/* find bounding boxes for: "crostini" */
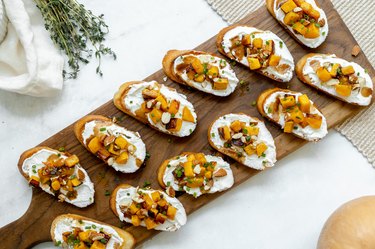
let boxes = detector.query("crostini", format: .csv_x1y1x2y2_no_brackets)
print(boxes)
157,152,234,197
162,49,239,96
51,214,135,249
296,53,373,106
216,25,294,82
257,88,328,141
110,184,187,231
266,0,328,48
113,80,197,137
208,113,277,170
18,146,94,208
74,115,146,173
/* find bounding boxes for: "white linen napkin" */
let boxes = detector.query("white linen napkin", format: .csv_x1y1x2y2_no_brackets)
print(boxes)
0,0,64,97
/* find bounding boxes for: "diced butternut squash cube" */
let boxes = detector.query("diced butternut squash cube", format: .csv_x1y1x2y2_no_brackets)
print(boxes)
131,215,141,226
194,74,206,83
298,94,311,113
219,126,231,140
157,198,167,207
300,2,312,13
64,155,79,167
309,9,320,20
213,78,229,90
256,143,268,156
204,171,212,179
183,161,194,177
151,191,161,202
195,153,207,164
293,22,307,36
135,102,152,118
284,12,301,25
341,65,355,75
168,100,180,115
316,67,332,82
186,177,204,188
155,95,168,111
115,152,128,164
207,66,219,78
78,231,91,242
243,126,259,136
144,194,154,209
88,137,101,154
129,202,140,214
191,58,204,74
244,145,256,156
71,178,81,187
252,38,263,48
155,213,168,224
149,108,163,124
145,217,158,230
51,180,60,191
304,23,320,39
247,58,261,70
281,0,297,13
280,95,296,108
182,106,195,122
284,121,294,133
115,136,128,149
108,143,120,155
90,241,105,249
289,107,305,123
330,63,340,77
230,120,245,132
305,114,323,129
269,55,281,66
167,206,177,220
187,154,196,162
166,118,182,131
242,34,251,45
293,0,305,6
74,241,88,249
335,84,352,97
149,208,159,218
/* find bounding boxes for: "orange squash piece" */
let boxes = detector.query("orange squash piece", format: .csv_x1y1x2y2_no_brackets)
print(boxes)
182,106,195,122
298,94,311,113
304,23,320,39
316,67,332,82
269,55,281,66
281,0,297,13
149,108,163,124
341,65,355,75
306,114,323,129
284,12,301,25
247,58,261,70
213,78,229,90
284,121,294,133
335,84,352,97
280,95,296,108
293,22,307,36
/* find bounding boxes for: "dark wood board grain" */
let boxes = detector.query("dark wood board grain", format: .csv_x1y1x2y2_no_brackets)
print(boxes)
1,1,373,248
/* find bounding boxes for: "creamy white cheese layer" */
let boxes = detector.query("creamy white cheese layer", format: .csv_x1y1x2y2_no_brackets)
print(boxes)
162,154,234,197
115,186,187,232
21,149,94,208
274,0,328,48
82,120,146,173
209,113,277,170
263,91,328,141
173,54,239,96
303,54,373,106
123,81,197,137
221,26,294,82
53,217,123,248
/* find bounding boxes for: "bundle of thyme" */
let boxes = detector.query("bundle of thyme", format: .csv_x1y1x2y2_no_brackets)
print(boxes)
34,0,116,79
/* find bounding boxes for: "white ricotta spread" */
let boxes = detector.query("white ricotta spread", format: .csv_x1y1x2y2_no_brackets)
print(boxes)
221,26,294,82
274,0,328,48
82,120,146,173
263,91,328,141
53,217,123,248
21,149,94,208
162,154,234,197
115,186,187,232
303,54,373,106
209,113,277,170
173,54,239,96
123,81,197,137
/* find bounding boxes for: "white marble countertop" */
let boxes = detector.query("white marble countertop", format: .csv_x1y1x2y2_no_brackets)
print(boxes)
0,0,374,248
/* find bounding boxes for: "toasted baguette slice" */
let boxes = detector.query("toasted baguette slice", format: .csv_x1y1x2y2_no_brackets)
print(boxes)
18,146,94,208
257,88,328,141
162,49,239,96
110,184,187,232
208,113,277,170
113,80,197,137
51,214,135,249
216,25,294,82
74,115,146,173
266,0,328,48
157,152,234,197
296,53,373,106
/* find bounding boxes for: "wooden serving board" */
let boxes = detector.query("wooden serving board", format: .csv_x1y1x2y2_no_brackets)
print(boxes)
2,1,374,248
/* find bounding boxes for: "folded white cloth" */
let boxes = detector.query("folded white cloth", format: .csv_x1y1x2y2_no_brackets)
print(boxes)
0,0,64,97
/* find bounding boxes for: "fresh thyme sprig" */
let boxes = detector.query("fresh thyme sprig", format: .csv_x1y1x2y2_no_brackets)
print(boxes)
34,0,116,79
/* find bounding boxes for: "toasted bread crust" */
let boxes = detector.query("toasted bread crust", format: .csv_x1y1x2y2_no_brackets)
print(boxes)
265,0,276,17
74,114,112,147
51,214,135,249
295,53,373,106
